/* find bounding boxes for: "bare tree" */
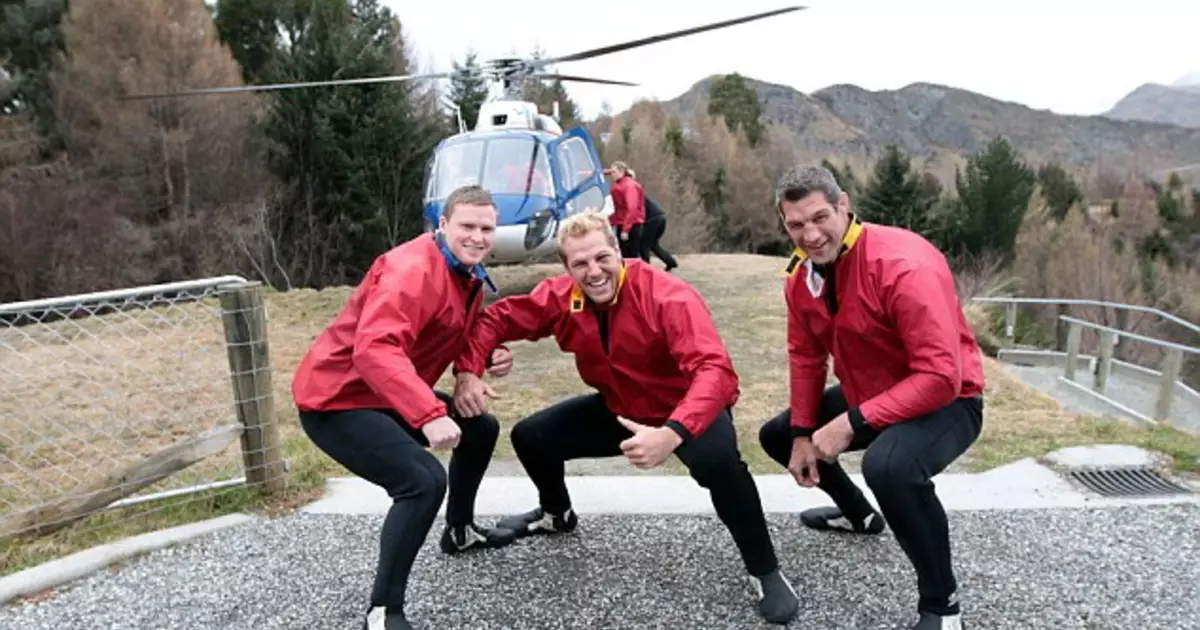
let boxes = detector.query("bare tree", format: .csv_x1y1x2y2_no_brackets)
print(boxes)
50,0,274,283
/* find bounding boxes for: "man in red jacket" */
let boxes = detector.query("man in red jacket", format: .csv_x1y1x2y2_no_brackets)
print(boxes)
756,165,986,630
452,211,800,625
292,185,518,630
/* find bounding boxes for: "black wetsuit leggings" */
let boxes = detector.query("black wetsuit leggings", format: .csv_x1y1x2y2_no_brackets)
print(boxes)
509,392,780,577
758,385,983,616
299,391,499,610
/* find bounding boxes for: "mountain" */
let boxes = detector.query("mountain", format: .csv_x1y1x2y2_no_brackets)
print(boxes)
650,75,1200,182
1171,71,1200,87
1104,73,1200,129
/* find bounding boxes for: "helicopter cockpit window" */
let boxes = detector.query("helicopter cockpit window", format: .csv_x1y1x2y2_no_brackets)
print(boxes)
433,141,485,199
432,137,553,199
557,137,597,191
481,138,553,196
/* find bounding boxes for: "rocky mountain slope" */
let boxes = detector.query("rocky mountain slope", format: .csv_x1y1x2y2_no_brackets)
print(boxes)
1104,80,1200,129
654,75,1200,180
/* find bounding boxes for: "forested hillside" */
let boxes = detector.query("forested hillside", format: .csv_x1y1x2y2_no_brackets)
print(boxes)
2,1,1198,385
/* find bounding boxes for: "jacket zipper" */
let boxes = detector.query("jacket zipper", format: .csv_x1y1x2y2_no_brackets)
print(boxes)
596,310,610,354
465,282,481,316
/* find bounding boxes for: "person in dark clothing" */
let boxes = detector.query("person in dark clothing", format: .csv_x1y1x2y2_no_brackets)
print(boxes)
452,211,800,626
757,165,986,630
639,195,679,271
292,186,518,630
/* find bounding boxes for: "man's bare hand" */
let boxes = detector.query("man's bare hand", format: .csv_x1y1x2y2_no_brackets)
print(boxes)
453,371,500,418
788,437,822,487
812,413,854,463
616,416,681,469
487,346,513,378
421,416,461,451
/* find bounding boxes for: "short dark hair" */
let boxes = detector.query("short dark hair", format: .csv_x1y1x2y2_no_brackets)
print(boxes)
774,165,842,209
444,185,496,219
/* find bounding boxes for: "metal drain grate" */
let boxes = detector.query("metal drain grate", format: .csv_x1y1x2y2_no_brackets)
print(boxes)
1066,466,1194,497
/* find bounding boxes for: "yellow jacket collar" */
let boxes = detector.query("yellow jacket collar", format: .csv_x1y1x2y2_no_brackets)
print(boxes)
784,215,864,277
571,264,628,312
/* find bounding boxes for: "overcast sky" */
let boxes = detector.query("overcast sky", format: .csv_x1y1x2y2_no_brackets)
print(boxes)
382,0,1199,121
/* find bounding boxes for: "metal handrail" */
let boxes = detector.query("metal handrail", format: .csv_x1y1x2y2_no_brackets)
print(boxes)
972,296,1200,337
1058,315,1200,355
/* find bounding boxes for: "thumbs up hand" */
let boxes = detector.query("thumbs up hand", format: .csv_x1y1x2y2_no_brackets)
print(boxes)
617,416,682,470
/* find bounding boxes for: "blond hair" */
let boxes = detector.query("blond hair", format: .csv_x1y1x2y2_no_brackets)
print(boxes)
609,160,636,179
556,211,618,260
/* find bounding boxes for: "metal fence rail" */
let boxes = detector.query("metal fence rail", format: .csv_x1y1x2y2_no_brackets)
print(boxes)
1057,315,1200,425
971,296,1200,340
973,296,1200,430
0,276,285,541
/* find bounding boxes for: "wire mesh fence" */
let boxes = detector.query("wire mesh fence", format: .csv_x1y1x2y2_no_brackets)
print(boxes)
0,276,285,549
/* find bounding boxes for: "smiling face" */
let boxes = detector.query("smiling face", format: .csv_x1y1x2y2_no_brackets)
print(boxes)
778,190,852,264
560,224,623,304
439,202,497,266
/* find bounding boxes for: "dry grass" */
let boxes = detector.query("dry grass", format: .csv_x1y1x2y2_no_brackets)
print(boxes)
4,252,1199,576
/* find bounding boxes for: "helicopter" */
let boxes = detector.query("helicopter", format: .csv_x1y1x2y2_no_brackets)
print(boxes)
118,6,805,264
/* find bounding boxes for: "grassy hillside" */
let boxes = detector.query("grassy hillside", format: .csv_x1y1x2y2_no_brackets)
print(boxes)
3,253,1199,576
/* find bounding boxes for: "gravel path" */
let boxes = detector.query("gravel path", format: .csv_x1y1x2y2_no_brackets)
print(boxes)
3,504,1198,629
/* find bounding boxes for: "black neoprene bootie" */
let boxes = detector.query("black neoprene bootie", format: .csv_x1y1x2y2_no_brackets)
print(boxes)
911,611,963,629
799,505,885,534
363,606,414,630
752,568,800,624
439,522,516,554
495,506,578,538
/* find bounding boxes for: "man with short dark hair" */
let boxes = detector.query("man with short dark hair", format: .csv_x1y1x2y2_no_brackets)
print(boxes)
293,185,518,630
757,165,986,630
453,211,801,625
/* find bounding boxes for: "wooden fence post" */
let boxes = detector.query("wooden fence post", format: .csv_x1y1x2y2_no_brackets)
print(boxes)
1154,348,1184,422
219,282,286,496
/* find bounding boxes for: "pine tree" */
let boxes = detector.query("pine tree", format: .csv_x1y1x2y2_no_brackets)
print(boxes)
707,73,764,147
258,0,446,286
0,0,69,147
1036,162,1083,220
947,136,1036,262
447,50,488,130
212,0,279,84
855,145,940,239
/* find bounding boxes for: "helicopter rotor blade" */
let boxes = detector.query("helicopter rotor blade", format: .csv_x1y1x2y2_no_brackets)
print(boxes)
116,72,453,100
532,73,638,86
534,6,804,67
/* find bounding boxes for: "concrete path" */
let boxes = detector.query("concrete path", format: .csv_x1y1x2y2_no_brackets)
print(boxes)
3,456,1198,629
1002,362,1200,433
301,458,1200,517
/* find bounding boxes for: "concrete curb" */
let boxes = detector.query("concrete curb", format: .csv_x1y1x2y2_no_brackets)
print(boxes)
0,513,256,606
300,458,1200,516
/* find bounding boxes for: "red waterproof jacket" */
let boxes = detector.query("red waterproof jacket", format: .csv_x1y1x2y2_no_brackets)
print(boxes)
785,219,986,436
455,259,738,440
292,233,492,429
609,175,646,235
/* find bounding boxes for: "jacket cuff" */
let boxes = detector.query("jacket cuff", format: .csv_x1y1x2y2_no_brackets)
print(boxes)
847,407,874,440
665,420,694,447
790,425,815,438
